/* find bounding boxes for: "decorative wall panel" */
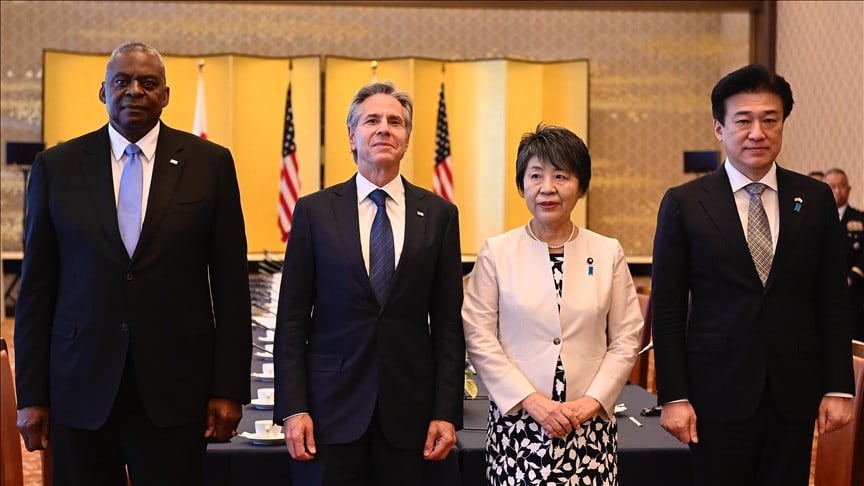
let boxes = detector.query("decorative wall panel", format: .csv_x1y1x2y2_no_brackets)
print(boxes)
4,1,836,259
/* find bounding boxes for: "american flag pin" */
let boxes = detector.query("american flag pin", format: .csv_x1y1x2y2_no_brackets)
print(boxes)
169,159,179,165
417,210,425,217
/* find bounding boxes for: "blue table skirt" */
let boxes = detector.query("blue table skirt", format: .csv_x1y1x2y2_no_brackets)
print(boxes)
205,327,690,486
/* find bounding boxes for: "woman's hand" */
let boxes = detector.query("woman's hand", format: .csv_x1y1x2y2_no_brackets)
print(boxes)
561,395,602,428
520,392,573,438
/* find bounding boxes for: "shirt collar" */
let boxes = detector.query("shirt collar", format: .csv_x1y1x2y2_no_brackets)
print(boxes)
356,172,405,205
108,122,160,162
724,159,778,193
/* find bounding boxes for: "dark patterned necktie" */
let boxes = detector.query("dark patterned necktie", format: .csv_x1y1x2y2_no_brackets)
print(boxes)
745,182,773,285
118,144,143,257
368,189,394,304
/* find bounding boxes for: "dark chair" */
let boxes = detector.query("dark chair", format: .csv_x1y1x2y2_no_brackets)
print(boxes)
628,293,653,389
814,339,864,486
1,337,23,486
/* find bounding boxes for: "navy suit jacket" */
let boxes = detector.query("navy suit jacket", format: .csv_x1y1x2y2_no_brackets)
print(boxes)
273,175,464,448
652,165,854,422
14,123,252,429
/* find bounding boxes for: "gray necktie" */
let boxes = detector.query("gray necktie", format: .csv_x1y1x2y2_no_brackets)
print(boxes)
745,183,773,285
368,189,394,304
118,144,143,257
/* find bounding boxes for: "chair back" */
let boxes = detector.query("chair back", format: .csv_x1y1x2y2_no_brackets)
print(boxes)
628,292,652,389
814,339,864,486
1,337,24,486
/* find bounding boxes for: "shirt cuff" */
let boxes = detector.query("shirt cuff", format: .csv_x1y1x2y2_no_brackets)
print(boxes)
283,412,310,423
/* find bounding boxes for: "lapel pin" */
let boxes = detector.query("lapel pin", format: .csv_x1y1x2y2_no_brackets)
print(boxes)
587,257,594,276
169,159,179,165
416,210,425,217
793,197,803,213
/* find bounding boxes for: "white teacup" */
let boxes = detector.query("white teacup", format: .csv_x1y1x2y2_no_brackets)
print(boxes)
264,329,275,341
254,419,282,437
264,344,274,353
261,363,274,377
257,387,274,403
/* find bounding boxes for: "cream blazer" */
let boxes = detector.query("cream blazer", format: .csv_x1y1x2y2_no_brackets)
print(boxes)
463,225,643,418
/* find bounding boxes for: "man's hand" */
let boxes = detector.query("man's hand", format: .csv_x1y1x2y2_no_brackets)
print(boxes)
423,419,456,461
284,413,316,460
204,398,242,442
17,405,50,451
660,401,699,444
818,396,853,434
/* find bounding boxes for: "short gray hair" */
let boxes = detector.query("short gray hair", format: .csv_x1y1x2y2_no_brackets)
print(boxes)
107,41,167,83
345,81,413,136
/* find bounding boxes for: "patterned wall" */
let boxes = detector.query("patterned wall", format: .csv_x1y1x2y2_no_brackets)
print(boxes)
1,1,850,259
775,1,863,208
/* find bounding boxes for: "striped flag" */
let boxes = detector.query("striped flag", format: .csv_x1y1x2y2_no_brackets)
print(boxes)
433,82,453,202
192,64,207,139
278,83,300,243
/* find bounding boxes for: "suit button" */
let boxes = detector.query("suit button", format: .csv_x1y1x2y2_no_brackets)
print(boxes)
553,338,561,345
121,322,128,332
126,273,133,281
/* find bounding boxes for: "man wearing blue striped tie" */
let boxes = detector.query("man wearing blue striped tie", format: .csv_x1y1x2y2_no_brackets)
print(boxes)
273,81,465,486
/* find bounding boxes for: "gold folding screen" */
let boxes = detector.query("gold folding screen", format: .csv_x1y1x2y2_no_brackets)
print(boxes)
43,52,587,255
43,51,321,254
324,57,588,254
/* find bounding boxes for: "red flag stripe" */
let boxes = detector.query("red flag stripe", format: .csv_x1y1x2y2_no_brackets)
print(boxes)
433,82,453,202
278,84,300,243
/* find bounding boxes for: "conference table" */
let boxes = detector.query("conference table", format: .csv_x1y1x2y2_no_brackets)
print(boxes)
204,320,691,486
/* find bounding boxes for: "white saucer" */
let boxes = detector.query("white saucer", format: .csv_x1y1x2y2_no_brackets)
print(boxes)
239,431,283,445
250,399,274,410
254,351,273,360
257,336,274,343
252,317,277,330
251,372,275,382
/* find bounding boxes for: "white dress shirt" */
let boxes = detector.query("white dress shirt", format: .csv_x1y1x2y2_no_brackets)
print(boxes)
355,173,406,274
724,160,779,253
108,122,159,228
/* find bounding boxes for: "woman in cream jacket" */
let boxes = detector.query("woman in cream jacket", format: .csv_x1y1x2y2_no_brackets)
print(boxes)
463,125,643,485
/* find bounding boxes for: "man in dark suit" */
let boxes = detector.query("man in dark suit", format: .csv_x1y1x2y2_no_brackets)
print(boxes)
651,64,854,486
824,167,864,340
273,81,464,486
14,42,251,486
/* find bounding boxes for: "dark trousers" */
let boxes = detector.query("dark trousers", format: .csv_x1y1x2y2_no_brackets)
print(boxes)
290,404,425,486
51,355,207,486
689,384,814,486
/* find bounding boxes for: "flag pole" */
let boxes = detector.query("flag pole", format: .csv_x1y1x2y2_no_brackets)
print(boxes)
278,60,300,244
193,59,207,139
370,60,378,82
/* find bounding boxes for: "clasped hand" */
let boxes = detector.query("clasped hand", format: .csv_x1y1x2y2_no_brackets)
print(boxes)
521,393,601,439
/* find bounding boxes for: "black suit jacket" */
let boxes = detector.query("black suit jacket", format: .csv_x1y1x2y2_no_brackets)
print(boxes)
273,175,464,448
652,165,854,422
841,205,864,337
14,123,252,429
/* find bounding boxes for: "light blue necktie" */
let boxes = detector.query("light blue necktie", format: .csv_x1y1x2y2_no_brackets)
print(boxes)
118,144,143,257
368,189,394,304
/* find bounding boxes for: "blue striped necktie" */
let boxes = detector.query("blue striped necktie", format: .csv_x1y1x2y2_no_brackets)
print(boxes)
118,144,143,257
368,189,394,304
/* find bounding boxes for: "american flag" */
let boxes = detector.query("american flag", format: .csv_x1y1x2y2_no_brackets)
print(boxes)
278,83,300,243
433,82,454,202
193,65,207,139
